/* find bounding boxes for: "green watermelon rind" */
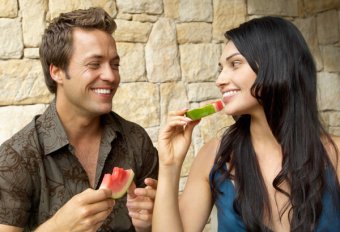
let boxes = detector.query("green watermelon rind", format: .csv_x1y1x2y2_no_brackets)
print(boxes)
99,168,135,199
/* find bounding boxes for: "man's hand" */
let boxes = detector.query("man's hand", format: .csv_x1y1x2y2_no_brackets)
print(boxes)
126,178,157,232
36,188,115,232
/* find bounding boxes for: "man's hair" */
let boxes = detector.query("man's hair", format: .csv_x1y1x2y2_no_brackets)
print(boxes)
39,7,117,93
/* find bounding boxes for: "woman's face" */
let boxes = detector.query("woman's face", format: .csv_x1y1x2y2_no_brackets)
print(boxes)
216,41,261,116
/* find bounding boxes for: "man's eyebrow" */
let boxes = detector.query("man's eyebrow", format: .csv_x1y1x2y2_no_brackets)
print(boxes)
85,54,120,61
226,52,241,61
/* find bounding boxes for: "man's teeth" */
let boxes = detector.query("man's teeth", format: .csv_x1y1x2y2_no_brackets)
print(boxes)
223,90,239,97
94,89,111,94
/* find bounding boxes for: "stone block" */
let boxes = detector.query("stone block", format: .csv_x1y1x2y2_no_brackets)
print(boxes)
0,60,52,105
160,82,188,125
0,0,18,18
304,0,340,14
163,0,179,19
116,42,147,82
145,18,181,83
24,48,40,59
116,12,132,20
145,126,159,144
132,14,159,23
114,19,152,42
248,0,299,16
0,19,23,59
20,0,47,47
187,83,221,102
317,10,339,45
0,104,48,145
176,22,212,44
329,112,340,127
317,72,340,110
329,127,340,136
112,82,159,127
178,0,212,22
321,45,340,72
116,0,163,14
49,0,117,20
213,0,246,42
180,44,221,82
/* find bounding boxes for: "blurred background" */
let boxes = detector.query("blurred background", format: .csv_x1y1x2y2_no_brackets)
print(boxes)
0,0,339,230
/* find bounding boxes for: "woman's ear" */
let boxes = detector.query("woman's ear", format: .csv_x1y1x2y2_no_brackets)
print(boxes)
49,64,64,83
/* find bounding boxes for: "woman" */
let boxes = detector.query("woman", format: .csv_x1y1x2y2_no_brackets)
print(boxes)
153,16,340,232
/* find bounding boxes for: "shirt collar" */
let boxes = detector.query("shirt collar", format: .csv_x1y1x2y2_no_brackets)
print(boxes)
38,99,122,155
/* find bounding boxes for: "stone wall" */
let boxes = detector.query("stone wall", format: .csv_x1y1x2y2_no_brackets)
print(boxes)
0,0,340,231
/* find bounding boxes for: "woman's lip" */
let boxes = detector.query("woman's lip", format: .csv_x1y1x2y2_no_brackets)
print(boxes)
222,95,234,104
222,90,240,104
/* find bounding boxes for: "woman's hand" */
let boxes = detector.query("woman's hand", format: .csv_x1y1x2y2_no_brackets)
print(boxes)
158,109,200,167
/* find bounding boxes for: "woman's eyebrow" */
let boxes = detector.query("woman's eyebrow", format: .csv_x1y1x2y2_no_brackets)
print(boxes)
226,52,241,61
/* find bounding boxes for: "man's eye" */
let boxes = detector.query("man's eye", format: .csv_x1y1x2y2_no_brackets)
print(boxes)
111,63,120,70
87,63,100,69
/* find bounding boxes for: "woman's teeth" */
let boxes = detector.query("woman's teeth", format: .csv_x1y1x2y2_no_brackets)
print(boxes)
223,90,239,97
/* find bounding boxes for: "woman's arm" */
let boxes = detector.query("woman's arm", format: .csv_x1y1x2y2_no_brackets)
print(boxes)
152,109,218,232
179,139,219,231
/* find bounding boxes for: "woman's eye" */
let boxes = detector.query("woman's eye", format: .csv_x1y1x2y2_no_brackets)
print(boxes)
231,60,241,68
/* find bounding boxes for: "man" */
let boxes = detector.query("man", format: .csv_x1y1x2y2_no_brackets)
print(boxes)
0,7,158,232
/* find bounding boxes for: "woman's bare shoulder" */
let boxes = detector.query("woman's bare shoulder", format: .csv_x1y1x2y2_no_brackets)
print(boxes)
197,138,221,160
190,138,221,177
326,135,340,180
330,135,340,148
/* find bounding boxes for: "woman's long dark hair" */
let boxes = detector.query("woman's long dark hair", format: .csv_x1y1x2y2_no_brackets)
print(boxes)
211,16,340,231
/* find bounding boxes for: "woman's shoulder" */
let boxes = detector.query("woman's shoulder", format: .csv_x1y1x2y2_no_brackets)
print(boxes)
197,138,221,160
330,135,340,148
326,135,340,180
190,138,221,177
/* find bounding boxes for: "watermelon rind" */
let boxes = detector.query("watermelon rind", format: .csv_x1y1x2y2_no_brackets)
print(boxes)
99,168,135,199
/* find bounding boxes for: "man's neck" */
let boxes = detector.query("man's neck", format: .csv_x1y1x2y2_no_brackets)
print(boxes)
55,100,103,145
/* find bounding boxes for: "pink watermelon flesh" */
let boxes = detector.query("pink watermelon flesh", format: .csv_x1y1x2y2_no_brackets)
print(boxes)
99,167,135,199
213,100,224,111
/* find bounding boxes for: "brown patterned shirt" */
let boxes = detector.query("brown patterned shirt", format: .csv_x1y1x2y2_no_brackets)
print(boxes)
0,100,158,231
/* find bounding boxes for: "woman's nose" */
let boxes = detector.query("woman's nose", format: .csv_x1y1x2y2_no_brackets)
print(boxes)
215,69,229,87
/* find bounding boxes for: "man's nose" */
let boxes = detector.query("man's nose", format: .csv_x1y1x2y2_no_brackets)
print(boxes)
100,64,119,82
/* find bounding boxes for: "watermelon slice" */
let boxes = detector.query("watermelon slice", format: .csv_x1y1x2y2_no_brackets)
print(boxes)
99,167,135,199
185,100,224,121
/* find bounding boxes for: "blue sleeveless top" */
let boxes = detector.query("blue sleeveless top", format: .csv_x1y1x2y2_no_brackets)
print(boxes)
209,167,340,231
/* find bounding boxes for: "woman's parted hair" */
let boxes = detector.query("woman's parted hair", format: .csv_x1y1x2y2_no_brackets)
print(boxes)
39,7,117,93
211,16,340,231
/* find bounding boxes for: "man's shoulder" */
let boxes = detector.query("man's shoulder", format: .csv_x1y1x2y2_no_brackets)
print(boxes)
1,114,42,153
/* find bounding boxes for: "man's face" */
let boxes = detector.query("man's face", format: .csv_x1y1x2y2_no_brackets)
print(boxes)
58,28,120,118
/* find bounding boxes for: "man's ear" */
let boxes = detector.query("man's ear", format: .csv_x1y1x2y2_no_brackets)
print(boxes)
49,64,64,84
